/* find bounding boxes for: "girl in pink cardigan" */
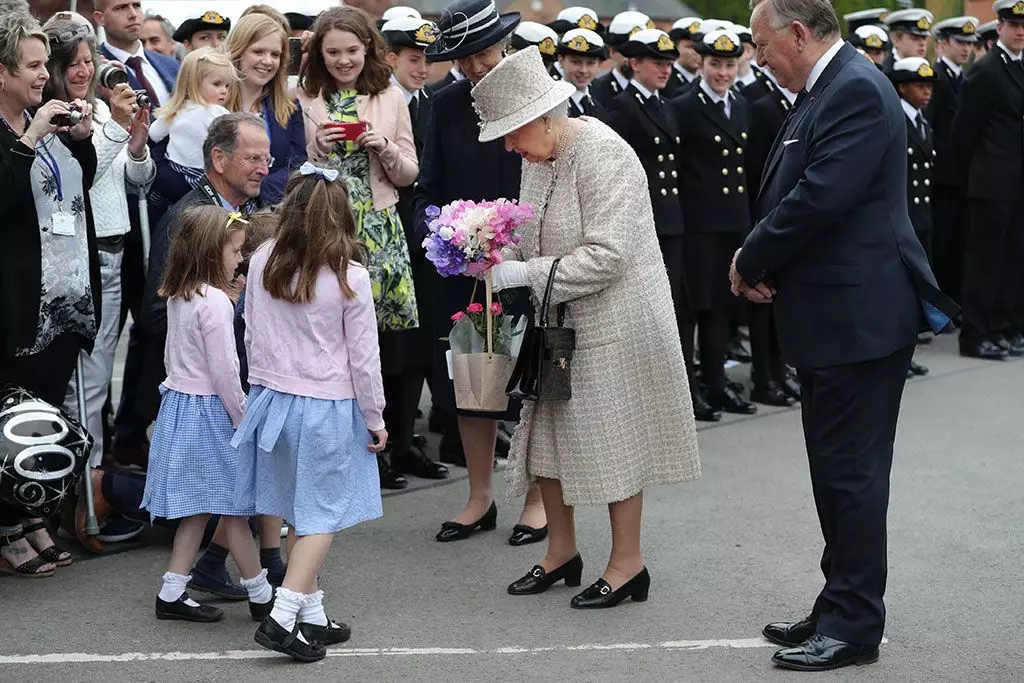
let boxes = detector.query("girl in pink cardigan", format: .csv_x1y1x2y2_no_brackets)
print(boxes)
232,168,388,663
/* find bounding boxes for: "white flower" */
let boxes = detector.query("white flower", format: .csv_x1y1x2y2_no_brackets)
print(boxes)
439,226,455,240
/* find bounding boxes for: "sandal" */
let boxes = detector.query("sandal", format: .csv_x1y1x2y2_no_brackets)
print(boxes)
0,531,57,578
22,521,73,567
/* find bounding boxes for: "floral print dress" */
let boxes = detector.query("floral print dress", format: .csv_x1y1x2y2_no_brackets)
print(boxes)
325,90,418,332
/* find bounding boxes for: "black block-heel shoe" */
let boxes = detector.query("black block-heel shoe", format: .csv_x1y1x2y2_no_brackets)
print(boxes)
509,524,548,546
299,617,352,646
508,554,583,595
155,593,224,622
249,597,275,622
435,502,497,542
570,568,650,609
255,617,326,662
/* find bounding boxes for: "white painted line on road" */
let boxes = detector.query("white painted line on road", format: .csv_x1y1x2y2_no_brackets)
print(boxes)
0,638,779,665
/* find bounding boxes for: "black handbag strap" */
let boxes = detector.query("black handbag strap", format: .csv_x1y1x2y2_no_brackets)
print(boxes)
539,258,566,327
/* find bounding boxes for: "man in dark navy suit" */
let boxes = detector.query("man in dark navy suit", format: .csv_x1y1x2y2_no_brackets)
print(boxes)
732,0,958,672
94,0,179,108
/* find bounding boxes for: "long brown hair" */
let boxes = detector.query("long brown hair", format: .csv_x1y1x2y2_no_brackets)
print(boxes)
300,6,391,99
225,13,296,127
262,169,364,303
160,205,245,301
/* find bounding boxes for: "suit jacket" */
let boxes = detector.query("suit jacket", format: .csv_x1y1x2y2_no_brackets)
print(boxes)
591,70,627,111
98,44,179,105
951,46,1024,200
904,110,935,234
670,87,751,233
605,85,686,236
261,99,308,205
744,87,791,219
737,42,958,369
925,59,963,188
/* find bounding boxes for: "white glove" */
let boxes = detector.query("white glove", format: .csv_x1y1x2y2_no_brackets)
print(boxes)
490,261,530,292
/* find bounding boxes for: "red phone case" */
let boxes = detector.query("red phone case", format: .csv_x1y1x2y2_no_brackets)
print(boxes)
325,121,367,140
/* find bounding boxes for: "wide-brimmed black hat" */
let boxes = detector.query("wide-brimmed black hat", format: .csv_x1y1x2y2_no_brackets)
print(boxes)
382,16,439,50
173,10,230,43
549,6,604,36
850,25,890,51
695,29,744,58
669,17,703,42
557,28,608,59
619,28,678,60
884,9,934,36
425,0,521,63
888,56,936,84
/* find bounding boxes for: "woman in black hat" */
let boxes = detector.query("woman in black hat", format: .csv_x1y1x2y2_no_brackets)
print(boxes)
416,0,548,547
555,28,607,118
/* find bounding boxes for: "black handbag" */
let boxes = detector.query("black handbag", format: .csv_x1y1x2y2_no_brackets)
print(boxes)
506,259,576,401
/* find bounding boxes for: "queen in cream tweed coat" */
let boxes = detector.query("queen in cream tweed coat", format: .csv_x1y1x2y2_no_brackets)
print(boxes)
505,118,701,506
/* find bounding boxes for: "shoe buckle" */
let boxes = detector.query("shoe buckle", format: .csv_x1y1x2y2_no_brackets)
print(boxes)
531,567,544,577
599,585,611,595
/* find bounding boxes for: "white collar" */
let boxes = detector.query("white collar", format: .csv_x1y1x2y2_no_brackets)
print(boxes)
104,41,145,63
450,66,465,80
673,63,697,82
553,61,565,77
570,88,591,104
630,79,656,99
940,55,963,75
390,75,417,104
737,70,757,86
612,67,630,90
806,40,844,92
998,40,1023,61
901,98,922,123
699,78,730,104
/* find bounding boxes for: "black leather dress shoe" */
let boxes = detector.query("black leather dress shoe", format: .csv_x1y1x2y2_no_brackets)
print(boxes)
960,340,1008,360
1006,332,1024,357
299,617,352,646
249,597,274,622
155,593,224,622
255,617,326,662
508,524,548,546
570,568,650,609
438,435,467,467
762,614,817,647
392,446,450,480
751,382,795,407
909,360,929,376
916,334,932,345
377,454,408,490
508,554,583,595
692,392,722,422
775,373,801,401
771,633,879,671
708,387,758,415
436,502,498,542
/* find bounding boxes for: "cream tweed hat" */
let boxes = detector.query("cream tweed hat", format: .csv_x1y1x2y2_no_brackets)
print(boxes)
471,46,576,143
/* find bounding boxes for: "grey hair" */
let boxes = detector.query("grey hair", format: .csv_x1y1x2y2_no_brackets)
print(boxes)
202,112,265,171
750,0,841,41
0,12,48,75
544,99,569,119
42,19,99,105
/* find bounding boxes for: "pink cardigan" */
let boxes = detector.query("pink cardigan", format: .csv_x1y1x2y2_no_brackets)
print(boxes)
297,85,418,212
243,241,386,431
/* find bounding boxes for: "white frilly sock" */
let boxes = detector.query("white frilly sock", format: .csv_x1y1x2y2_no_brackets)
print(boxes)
158,571,199,606
240,568,273,605
269,587,309,644
297,589,328,626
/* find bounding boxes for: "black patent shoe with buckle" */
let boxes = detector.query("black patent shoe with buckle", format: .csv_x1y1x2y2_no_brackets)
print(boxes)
508,554,583,595
255,617,327,662
436,502,498,542
570,567,650,609
299,617,352,646
509,524,548,546
155,593,224,622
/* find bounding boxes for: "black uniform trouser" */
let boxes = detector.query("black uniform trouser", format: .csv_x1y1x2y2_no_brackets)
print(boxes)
657,234,697,393
960,198,1024,344
798,344,913,647
748,302,785,387
930,185,967,303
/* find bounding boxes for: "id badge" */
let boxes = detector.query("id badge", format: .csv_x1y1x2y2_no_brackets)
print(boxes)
51,211,76,236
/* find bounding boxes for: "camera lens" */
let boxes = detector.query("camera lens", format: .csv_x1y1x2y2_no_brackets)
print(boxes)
51,108,84,127
134,90,151,109
98,63,129,89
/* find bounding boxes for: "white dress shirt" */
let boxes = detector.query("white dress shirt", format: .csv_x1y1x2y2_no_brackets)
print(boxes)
673,63,697,83
806,40,845,92
997,40,1022,61
699,78,733,118
629,78,657,99
570,88,594,109
901,98,922,125
102,41,172,106
940,55,963,76
612,67,630,91
552,61,566,78
390,75,417,104
737,70,758,87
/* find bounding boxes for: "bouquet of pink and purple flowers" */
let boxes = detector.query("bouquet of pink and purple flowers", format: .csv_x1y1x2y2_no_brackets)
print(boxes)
422,199,534,278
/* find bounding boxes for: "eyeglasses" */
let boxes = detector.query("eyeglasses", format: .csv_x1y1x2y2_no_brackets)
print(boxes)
240,153,274,167
50,23,92,44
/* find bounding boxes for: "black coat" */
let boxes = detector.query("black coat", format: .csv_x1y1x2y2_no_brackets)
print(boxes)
591,70,627,111
661,66,695,99
904,110,935,235
426,70,460,95
670,87,752,233
925,59,963,188
397,88,433,247
744,87,791,219
951,46,1024,200
740,66,774,103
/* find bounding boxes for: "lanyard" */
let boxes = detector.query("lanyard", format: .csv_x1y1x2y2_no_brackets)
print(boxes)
36,137,63,203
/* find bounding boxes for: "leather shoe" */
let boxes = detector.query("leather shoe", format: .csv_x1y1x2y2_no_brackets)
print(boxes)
249,597,274,622
1006,332,1024,357
508,524,548,546
909,360,929,376
762,614,817,647
255,617,326,662
772,633,879,671
692,391,721,422
436,502,498,542
299,617,352,646
155,593,224,622
750,382,795,407
960,340,1008,360
391,446,449,480
708,387,757,415
189,564,249,601
508,554,583,595
377,454,408,490
775,372,801,401
570,567,650,609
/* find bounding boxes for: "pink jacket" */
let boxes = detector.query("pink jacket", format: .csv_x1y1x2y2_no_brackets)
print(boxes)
162,286,246,428
243,241,386,431
297,85,418,211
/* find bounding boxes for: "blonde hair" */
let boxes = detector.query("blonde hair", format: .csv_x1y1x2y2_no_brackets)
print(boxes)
155,47,238,124
225,13,296,128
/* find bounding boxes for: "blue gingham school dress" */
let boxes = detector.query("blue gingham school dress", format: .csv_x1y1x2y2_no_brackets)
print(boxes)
231,385,383,535
141,388,256,520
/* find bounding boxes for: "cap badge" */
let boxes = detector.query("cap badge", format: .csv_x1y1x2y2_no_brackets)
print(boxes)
628,25,643,36
1014,1,1024,15
414,23,438,44
689,20,701,33
199,10,226,24
917,63,934,77
567,35,591,52
578,14,597,30
962,21,976,33
916,16,932,30
539,37,556,55
712,34,736,52
646,19,655,29
657,34,675,51
879,10,889,22
865,34,883,48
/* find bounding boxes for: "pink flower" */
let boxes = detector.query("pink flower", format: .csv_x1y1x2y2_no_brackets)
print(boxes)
466,303,484,314
450,311,466,322
491,302,503,315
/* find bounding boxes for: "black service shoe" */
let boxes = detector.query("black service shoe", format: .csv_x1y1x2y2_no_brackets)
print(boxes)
750,382,795,407
508,524,548,546
255,617,326,662
727,338,752,363
249,597,274,622
707,387,758,415
692,392,721,422
762,614,817,647
909,360,929,376
508,554,583,595
391,446,449,480
570,567,650,609
1006,332,1024,357
377,454,408,490
299,617,352,646
775,372,801,401
436,502,498,542
155,593,224,622
771,633,879,671
959,339,1008,360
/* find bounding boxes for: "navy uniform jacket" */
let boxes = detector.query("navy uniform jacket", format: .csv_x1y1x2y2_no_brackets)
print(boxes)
661,66,694,98
904,109,935,234
591,70,627,111
605,84,686,236
924,59,963,188
567,91,605,119
951,46,1024,200
737,42,958,369
744,86,791,219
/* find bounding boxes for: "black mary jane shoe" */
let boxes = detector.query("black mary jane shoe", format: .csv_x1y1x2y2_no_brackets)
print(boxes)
762,614,817,647
771,633,879,671
508,554,583,595
508,524,548,546
435,502,498,542
570,567,650,609
155,593,224,622
255,617,326,662
249,597,275,622
299,617,352,646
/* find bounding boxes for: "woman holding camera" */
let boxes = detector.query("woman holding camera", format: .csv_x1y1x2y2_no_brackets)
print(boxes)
0,12,99,577
226,13,306,206
42,17,154,467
